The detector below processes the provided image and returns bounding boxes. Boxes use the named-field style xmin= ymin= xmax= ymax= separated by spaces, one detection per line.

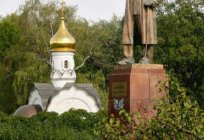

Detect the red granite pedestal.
xmin=108 ymin=64 xmax=166 ymax=118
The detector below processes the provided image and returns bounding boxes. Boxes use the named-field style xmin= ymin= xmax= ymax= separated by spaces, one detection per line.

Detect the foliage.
xmin=95 ymin=77 xmax=204 ymax=139
xmin=81 ymin=17 xmax=123 ymax=76
xmin=136 ymin=76 xmax=204 ymax=139
xmin=94 ymin=110 xmax=135 ymax=140
xmin=155 ymin=0 xmax=204 ymax=105
xmin=0 ymin=109 xmax=106 ymax=140
xmin=0 ymin=19 xmax=19 ymax=54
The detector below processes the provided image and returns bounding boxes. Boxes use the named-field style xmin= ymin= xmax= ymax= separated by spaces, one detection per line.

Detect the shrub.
xmin=0 ymin=109 xmax=106 ymax=140
xmin=94 ymin=78 xmax=204 ymax=140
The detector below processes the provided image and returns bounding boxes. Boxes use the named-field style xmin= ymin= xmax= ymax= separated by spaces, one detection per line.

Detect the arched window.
xmin=64 ymin=60 xmax=68 ymax=68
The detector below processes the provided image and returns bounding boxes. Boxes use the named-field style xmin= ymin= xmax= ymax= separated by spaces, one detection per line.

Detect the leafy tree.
xmin=0 ymin=19 xmax=20 ymax=113
xmin=155 ymin=0 xmax=204 ymax=104
xmin=0 ymin=20 xmax=19 ymax=55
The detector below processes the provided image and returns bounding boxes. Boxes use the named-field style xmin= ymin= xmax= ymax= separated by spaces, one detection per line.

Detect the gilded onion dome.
xmin=50 ymin=2 xmax=75 ymax=52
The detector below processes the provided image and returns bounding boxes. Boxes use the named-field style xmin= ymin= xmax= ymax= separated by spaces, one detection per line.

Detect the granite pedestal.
xmin=108 ymin=64 xmax=166 ymax=118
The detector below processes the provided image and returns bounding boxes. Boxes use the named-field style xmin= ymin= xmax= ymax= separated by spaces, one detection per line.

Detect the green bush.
xmin=0 ymin=109 xmax=106 ymax=140
xmin=94 ymin=78 xmax=204 ymax=140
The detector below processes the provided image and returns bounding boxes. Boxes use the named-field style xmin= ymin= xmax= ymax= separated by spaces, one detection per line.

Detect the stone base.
xmin=108 ymin=64 xmax=166 ymax=118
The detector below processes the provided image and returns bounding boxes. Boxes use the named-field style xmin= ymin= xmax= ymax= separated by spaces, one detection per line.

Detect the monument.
xmin=109 ymin=0 xmax=166 ymax=118
xmin=14 ymin=0 xmax=101 ymax=117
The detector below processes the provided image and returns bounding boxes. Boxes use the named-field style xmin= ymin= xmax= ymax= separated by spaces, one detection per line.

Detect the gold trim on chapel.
xmin=50 ymin=0 xmax=76 ymax=52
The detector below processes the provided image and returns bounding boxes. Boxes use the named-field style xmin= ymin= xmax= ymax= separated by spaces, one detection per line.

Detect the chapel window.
xmin=64 ymin=60 xmax=68 ymax=68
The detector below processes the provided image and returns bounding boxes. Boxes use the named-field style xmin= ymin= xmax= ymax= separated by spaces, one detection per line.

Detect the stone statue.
xmin=118 ymin=0 xmax=160 ymax=64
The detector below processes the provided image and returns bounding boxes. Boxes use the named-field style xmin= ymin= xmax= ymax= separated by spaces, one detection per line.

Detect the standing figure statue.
xmin=118 ymin=0 xmax=160 ymax=64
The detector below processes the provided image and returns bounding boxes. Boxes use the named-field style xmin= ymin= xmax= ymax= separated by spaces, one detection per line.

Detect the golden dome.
xmin=50 ymin=15 xmax=75 ymax=52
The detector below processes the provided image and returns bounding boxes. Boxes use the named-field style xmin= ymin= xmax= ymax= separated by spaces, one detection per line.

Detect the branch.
xmin=35 ymin=55 xmax=51 ymax=65
xmin=25 ymin=77 xmax=33 ymax=82
xmin=50 ymin=20 xmax=54 ymax=36
xmin=159 ymin=120 xmax=201 ymax=139
xmin=4 ymin=71 xmax=14 ymax=80
xmin=74 ymin=55 xmax=90 ymax=71
xmin=74 ymin=41 xmax=94 ymax=71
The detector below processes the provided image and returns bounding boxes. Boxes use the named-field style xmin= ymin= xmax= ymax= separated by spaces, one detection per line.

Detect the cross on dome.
xmin=61 ymin=0 xmax=65 ymax=19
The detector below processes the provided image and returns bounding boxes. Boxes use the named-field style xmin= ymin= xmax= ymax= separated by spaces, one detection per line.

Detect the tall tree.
xmin=155 ymin=0 xmax=204 ymax=104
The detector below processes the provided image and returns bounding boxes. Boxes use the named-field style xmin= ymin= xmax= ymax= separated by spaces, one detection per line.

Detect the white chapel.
xmin=14 ymin=1 xmax=101 ymax=117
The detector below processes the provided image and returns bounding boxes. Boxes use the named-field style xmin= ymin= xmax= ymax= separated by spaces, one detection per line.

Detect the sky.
xmin=0 ymin=0 xmax=126 ymax=21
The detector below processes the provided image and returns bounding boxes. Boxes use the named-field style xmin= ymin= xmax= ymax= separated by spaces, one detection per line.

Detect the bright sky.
xmin=0 ymin=0 xmax=126 ymax=21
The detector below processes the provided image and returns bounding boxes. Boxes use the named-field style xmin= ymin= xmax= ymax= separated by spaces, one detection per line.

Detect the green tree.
xmin=155 ymin=0 xmax=204 ymax=104
xmin=0 ymin=19 xmax=20 ymax=113
xmin=0 ymin=20 xmax=19 ymax=55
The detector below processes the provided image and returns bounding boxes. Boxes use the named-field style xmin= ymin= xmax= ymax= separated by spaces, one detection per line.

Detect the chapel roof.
xmin=33 ymin=83 xmax=101 ymax=110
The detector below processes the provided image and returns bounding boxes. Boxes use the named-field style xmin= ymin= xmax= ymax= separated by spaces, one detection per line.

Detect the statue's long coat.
xmin=122 ymin=0 xmax=157 ymax=45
